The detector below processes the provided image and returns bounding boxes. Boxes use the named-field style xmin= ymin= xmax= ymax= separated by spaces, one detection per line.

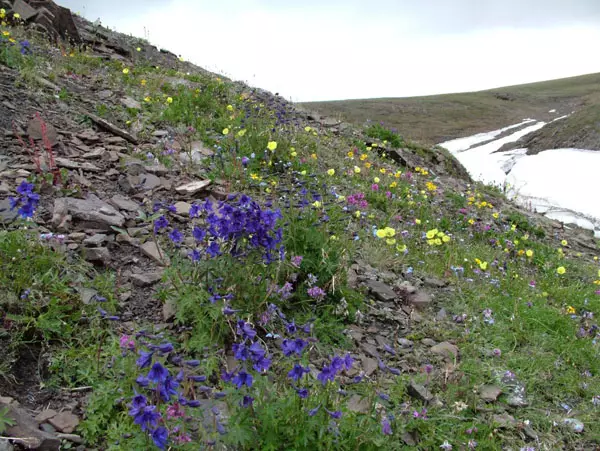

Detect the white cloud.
xmin=59 ymin=0 xmax=600 ymax=101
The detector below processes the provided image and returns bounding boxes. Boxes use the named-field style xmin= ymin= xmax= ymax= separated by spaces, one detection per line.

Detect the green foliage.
xmin=0 ymin=405 xmax=16 ymax=434
xmin=366 ymin=123 xmax=403 ymax=148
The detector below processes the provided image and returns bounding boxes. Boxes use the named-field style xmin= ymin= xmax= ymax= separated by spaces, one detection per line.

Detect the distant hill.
xmin=301 ymin=73 xmax=600 ymax=148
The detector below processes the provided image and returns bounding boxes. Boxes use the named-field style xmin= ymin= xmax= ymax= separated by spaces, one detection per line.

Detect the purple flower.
xmin=148 ymin=362 xmax=169 ymax=384
xmin=169 ymin=228 xmax=184 ymax=244
xmin=241 ymin=395 xmax=254 ymax=408
xmin=291 ymin=255 xmax=303 ymax=267
xmin=343 ymin=353 xmax=354 ymax=371
xmin=307 ymin=286 xmax=326 ymax=300
xmin=317 ymin=365 xmax=335 ymax=385
xmin=281 ymin=338 xmax=308 ymax=357
xmin=381 ymin=418 xmax=392 ymax=435
xmin=133 ymin=405 xmax=161 ymax=432
xmin=326 ymin=409 xmax=342 ymax=419
xmin=192 ymin=226 xmax=206 ymax=241
xmin=287 ymin=363 xmax=310 ymax=382
xmin=153 ymin=215 xmax=169 ymax=233
xmin=206 ymin=241 xmax=221 ymax=257
xmin=296 ymin=388 xmax=309 ymax=399
xmin=128 ymin=394 xmax=147 ymax=416
xmin=232 ymin=370 xmax=253 ymax=388
xmin=241 ymin=156 xmax=249 ymax=167
xmin=136 ymin=350 xmax=154 ymax=368
xmin=308 ymin=404 xmax=321 ymax=416
xmin=152 ymin=426 xmax=169 ymax=449
xmin=236 ymin=320 xmax=257 ymax=340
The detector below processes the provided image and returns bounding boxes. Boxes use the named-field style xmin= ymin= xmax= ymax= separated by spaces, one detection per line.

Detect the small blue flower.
xmin=147 ymin=362 xmax=169 ymax=384
xmin=151 ymin=426 xmax=169 ymax=449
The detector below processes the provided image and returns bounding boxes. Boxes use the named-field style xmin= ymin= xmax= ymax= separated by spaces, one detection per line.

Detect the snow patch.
xmin=548 ymin=109 xmax=556 ymax=113
xmin=438 ymin=119 xmax=535 ymax=153
xmin=439 ymin=121 xmax=600 ymax=237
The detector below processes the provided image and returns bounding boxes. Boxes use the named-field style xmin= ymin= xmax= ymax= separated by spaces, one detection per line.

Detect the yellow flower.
xmin=426 ymin=229 xmax=438 ymax=239
xmin=327 ymin=169 xmax=335 ymax=176
xmin=353 ymin=166 xmax=361 ymax=173
xmin=267 ymin=141 xmax=277 ymax=151
xmin=556 ymin=266 xmax=566 ymax=275
xmin=386 ymin=238 xmax=396 ymax=245
xmin=380 ymin=168 xmax=386 ymax=174
xmin=511 ymin=224 xmax=517 ymax=231
xmin=337 ymin=195 xmax=346 ymax=202
xmin=136 ymin=47 xmax=141 ymax=52
xmin=250 ymin=173 xmax=261 ymax=181
xmin=594 ymin=256 xmax=598 ymax=261
xmin=566 ymin=306 xmax=576 ymax=314
xmin=290 ymin=151 xmax=297 ymax=157
xmin=304 ymin=126 xmax=311 ymax=132
xmin=1 ymin=30 xmax=9 ymax=37
xmin=479 ymin=261 xmax=488 ymax=271
xmin=366 ymin=146 xmax=372 ymax=151
xmin=347 ymin=151 xmax=354 ymax=158
xmin=144 ymin=96 xmax=151 ymax=103
xmin=300 ymin=170 xmax=307 ymax=175
xmin=526 ymin=249 xmax=534 ymax=258
xmin=396 ymin=244 xmax=407 ymax=252
xmin=222 ymin=128 xmax=230 ymax=135
xmin=372 ymin=143 xmax=378 ymax=147
xmin=13 ymin=12 xmax=20 ymax=19
xmin=468 ymin=218 xmax=475 ymax=225
xmin=561 ymin=239 xmax=568 ymax=246
xmin=360 ymin=154 xmax=368 ymax=161
xmin=166 ymin=97 xmax=173 ymax=104
xmin=374 ymin=177 xmax=380 ymax=183
xmin=354 ymin=210 xmax=361 ymax=218
xmin=395 ymin=171 xmax=401 ymax=178
xmin=415 ymin=219 xmax=421 ymax=225
xmin=237 ymin=129 xmax=246 ymax=137
xmin=389 ymin=182 xmax=397 ymax=188
xmin=492 ymin=212 xmax=499 ymax=219
xmin=376 ymin=227 xmax=395 ymax=239
xmin=140 ymin=79 xmax=147 ymax=86
xmin=426 ymin=181 xmax=437 ymax=192
xmin=442 ymin=235 xmax=450 ymax=243
xmin=122 ymin=68 xmax=130 ymax=74
xmin=365 ymin=162 xmax=372 ymax=169
xmin=312 ymin=201 xmax=322 ymax=208
xmin=330 ymin=235 xmax=338 ymax=241
xmin=227 ymin=104 xmax=234 ymax=111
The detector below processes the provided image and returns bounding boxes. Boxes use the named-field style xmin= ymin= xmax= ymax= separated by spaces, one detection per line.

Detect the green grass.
xmin=302 ymin=72 xmax=600 ymax=146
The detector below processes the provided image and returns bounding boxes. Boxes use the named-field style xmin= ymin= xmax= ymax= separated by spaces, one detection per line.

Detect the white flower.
xmin=440 ymin=441 xmax=453 ymax=450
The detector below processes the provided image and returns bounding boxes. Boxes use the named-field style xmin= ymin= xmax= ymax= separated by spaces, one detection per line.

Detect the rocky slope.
xmin=0 ymin=2 xmax=599 ymax=450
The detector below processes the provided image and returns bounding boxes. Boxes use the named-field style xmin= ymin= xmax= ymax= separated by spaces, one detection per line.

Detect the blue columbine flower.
xmin=168 ymin=228 xmax=183 ymax=244
xmin=236 ymin=320 xmax=257 ymax=340
xmin=281 ymin=338 xmax=307 ymax=357
xmin=232 ymin=370 xmax=253 ymax=389
xmin=192 ymin=226 xmax=206 ymax=241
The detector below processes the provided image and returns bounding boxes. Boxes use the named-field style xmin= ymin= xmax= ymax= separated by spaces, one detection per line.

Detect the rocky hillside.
xmin=0 ymin=2 xmax=599 ymax=450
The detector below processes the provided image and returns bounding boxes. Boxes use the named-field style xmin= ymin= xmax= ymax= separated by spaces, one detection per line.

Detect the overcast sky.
xmin=56 ymin=1 xmax=600 ymax=102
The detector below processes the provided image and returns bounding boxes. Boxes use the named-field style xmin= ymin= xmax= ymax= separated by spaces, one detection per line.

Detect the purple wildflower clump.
xmin=307 ymin=286 xmax=326 ymax=301
xmin=347 ymin=192 xmax=368 ymax=209
xmin=9 ymin=181 xmax=40 ymax=219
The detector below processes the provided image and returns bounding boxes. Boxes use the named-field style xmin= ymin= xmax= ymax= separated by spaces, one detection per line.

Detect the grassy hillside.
xmin=1 ymin=5 xmax=599 ymax=451
xmin=302 ymin=73 xmax=600 ymax=146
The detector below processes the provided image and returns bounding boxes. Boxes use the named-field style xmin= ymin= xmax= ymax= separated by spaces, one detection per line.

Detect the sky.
xmin=56 ymin=0 xmax=600 ymax=102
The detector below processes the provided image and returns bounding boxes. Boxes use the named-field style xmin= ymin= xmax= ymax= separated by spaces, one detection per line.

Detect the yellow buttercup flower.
xmin=222 ymin=128 xmax=230 ymax=135
xmin=327 ymin=169 xmax=335 ymax=176
xmin=479 ymin=261 xmax=488 ymax=271
xmin=300 ymin=170 xmax=307 ymax=175
xmin=556 ymin=266 xmax=566 ymax=275
xmin=360 ymin=154 xmax=368 ymax=161
xmin=312 ymin=201 xmax=322 ymax=208
xmin=354 ymin=210 xmax=361 ymax=218
xmin=166 ymin=97 xmax=173 ymax=104
xmin=415 ymin=219 xmax=421 ymax=225
xmin=492 ymin=212 xmax=499 ymax=219
xmin=347 ymin=151 xmax=354 ymax=158
xmin=365 ymin=162 xmax=371 ymax=169
xmin=140 ymin=79 xmax=147 ymax=86
xmin=13 ymin=12 xmax=20 ymax=19
xmin=227 ymin=105 xmax=234 ymax=111
xmin=144 ymin=96 xmax=151 ymax=103
xmin=353 ymin=166 xmax=361 ymax=173
xmin=122 ymin=68 xmax=130 ymax=74
xmin=267 ymin=141 xmax=277 ymax=151
xmin=426 ymin=229 xmax=438 ymax=239
xmin=237 ymin=129 xmax=247 ymax=137
xmin=380 ymin=168 xmax=386 ymax=174
xmin=561 ymin=239 xmax=568 ymax=246
xmin=304 ymin=126 xmax=311 ymax=132
xmin=386 ymin=238 xmax=396 ymax=245
xmin=374 ymin=177 xmax=380 ymax=183
xmin=136 ymin=47 xmax=141 ymax=52
xmin=566 ymin=306 xmax=576 ymax=314
xmin=290 ymin=151 xmax=297 ymax=157
xmin=310 ymin=153 xmax=317 ymax=160
xmin=526 ymin=249 xmax=534 ymax=258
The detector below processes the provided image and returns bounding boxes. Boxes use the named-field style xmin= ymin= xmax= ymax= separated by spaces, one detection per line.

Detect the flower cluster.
xmin=425 ymin=228 xmax=451 ymax=246
xmin=9 ymin=181 xmax=40 ymax=218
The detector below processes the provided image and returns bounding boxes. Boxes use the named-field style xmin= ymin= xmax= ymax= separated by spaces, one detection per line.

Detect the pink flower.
xmin=119 ymin=334 xmax=135 ymax=350
xmin=291 ymin=255 xmax=303 ymax=267
xmin=371 ymin=184 xmax=379 ymax=191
